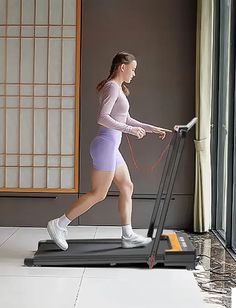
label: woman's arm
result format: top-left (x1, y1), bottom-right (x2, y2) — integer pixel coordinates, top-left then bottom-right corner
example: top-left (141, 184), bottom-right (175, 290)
top-left (126, 112), bottom-right (155, 133)
top-left (126, 112), bottom-right (172, 139)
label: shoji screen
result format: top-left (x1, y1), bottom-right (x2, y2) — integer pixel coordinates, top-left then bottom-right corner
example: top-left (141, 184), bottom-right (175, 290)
top-left (0, 0), bottom-right (80, 192)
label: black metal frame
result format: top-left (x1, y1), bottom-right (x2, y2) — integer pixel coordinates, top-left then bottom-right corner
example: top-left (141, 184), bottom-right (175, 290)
top-left (147, 126), bottom-right (192, 266)
top-left (211, 0), bottom-right (220, 231)
top-left (212, 0), bottom-right (236, 257)
top-left (229, 0), bottom-right (236, 252)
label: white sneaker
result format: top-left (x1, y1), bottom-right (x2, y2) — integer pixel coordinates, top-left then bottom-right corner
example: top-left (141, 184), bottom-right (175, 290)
top-left (122, 233), bottom-right (152, 248)
top-left (47, 218), bottom-right (68, 251)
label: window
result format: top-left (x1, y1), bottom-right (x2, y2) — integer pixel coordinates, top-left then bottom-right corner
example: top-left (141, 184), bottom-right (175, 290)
top-left (212, 0), bottom-right (236, 257)
top-left (0, 0), bottom-right (81, 192)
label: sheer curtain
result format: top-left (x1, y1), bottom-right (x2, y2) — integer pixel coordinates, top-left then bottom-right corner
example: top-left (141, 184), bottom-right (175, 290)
top-left (194, 0), bottom-right (215, 232)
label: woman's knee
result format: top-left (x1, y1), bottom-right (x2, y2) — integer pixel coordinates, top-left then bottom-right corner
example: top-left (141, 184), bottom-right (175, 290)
top-left (91, 190), bottom-right (107, 203)
top-left (120, 180), bottom-right (133, 196)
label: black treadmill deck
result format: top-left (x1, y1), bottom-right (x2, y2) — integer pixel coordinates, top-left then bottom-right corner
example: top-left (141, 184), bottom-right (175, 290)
top-left (24, 118), bottom-right (198, 270)
top-left (25, 232), bottom-right (196, 269)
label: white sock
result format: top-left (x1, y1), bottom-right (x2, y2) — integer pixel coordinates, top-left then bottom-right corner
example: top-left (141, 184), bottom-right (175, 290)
top-left (122, 224), bottom-right (134, 238)
top-left (57, 214), bottom-right (71, 229)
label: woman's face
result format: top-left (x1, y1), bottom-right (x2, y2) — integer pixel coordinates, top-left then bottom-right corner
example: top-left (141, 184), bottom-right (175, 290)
top-left (122, 60), bottom-right (137, 83)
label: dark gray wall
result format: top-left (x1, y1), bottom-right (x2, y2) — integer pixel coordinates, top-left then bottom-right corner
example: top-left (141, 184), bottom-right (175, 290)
top-left (0, 0), bottom-right (197, 229)
top-left (0, 193), bottom-right (78, 227)
top-left (79, 0), bottom-right (197, 230)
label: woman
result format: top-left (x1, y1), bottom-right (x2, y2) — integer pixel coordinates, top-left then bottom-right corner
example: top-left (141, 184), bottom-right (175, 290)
top-left (47, 51), bottom-right (172, 250)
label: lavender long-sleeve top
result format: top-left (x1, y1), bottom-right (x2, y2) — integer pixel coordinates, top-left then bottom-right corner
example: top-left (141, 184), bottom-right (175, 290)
top-left (97, 80), bottom-right (155, 134)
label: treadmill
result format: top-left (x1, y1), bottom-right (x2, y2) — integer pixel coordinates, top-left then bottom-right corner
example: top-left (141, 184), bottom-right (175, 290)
top-left (24, 117), bottom-right (197, 269)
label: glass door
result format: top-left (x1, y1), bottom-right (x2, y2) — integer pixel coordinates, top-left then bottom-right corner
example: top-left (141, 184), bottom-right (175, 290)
top-left (215, 0), bottom-right (231, 238)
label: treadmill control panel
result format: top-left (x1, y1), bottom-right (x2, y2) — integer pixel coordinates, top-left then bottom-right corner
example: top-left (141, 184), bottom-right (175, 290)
top-left (179, 236), bottom-right (188, 249)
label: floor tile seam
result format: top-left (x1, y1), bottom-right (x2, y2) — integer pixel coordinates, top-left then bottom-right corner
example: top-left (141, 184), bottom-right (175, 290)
top-left (0, 227), bottom-right (20, 249)
top-left (79, 276), bottom-right (136, 281)
top-left (93, 226), bottom-right (98, 239)
top-left (0, 274), bottom-right (84, 279)
top-left (19, 227), bottom-right (46, 230)
top-left (73, 267), bottom-right (86, 307)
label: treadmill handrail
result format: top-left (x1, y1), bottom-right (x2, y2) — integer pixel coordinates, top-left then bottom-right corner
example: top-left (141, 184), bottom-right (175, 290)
top-left (147, 132), bottom-right (179, 237)
top-left (147, 118), bottom-right (197, 267)
top-left (174, 117), bottom-right (198, 132)
top-left (149, 134), bottom-right (185, 262)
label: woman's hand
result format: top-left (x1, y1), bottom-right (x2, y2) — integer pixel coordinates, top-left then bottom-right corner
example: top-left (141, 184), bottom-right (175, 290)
top-left (151, 126), bottom-right (172, 140)
top-left (131, 127), bottom-right (146, 139)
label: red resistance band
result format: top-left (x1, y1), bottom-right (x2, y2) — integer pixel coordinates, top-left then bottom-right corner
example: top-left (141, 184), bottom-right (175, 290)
top-left (125, 133), bottom-right (173, 174)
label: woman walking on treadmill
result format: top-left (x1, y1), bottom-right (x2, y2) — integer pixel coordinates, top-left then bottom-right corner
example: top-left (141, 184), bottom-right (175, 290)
top-left (47, 51), bottom-right (171, 250)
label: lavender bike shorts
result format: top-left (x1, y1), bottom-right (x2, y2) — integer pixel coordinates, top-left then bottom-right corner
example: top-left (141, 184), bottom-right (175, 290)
top-left (89, 127), bottom-right (125, 171)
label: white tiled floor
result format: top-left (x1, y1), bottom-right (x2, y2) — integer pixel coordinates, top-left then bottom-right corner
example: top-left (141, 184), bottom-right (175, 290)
top-left (0, 226), bottom-right (209, 308)
top-left (232, 288), bottom-right (236, 308)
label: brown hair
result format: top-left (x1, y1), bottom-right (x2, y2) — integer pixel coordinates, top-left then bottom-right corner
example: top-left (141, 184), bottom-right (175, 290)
top-left (96, 51), bottom-right (136, 96)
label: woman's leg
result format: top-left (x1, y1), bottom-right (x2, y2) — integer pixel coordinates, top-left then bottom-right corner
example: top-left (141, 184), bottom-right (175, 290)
top-left (113, 163), bottom-right (133, 226)
top-left (113, 163), bottom-right (152, 248)
top-left (65, 168), bottom-right (115, 221)
top-left (47, 168), bottom-right (115, 250)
